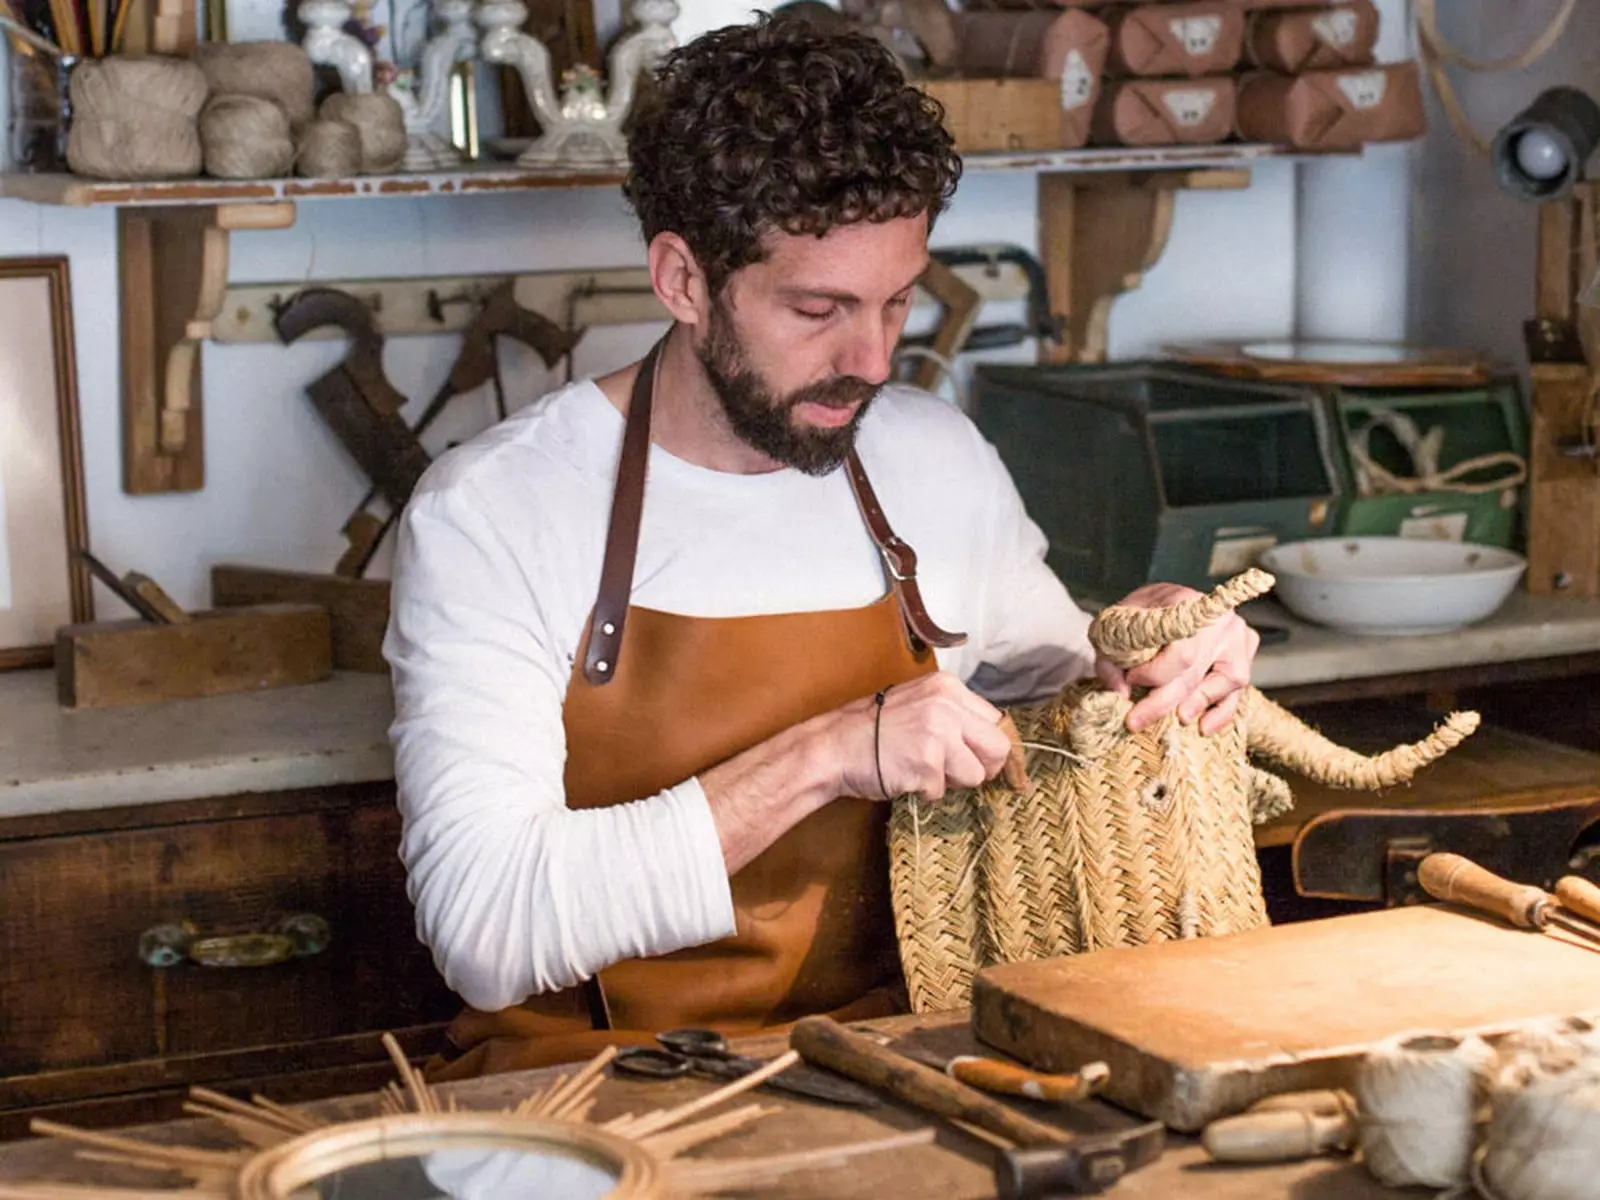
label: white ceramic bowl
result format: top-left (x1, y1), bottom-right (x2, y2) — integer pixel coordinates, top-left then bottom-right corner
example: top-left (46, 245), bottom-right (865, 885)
top-left (1256, 537), bottom-right (1527, 636)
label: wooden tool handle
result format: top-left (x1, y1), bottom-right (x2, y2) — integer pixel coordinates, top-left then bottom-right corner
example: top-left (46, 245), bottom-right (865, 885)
top-left (947, 1056), bottom-right (1109, 1104)
top-left (1557, 875), bottom-right (1600, 925)
top-left (790, 1016), bottom-right (1071, 1147)
top-left (1201, 1109), bottom-right (1355, 1164)
top-left (1417, 853), bottom-right (1549, 929)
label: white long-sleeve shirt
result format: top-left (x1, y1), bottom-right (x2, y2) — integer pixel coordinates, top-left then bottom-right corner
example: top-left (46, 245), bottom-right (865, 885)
top-left (384, 380), bottom-right (1095, 1013)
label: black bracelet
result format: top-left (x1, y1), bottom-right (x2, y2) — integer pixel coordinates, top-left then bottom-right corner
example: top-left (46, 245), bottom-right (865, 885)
top-left (873, 687), bottom-right (891, 800)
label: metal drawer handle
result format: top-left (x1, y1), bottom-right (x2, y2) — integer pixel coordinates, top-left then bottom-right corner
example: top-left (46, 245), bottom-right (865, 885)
top-left (138, 913), bottom-right (331, 968)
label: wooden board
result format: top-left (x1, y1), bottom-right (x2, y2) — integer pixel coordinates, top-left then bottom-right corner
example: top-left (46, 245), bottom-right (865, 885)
top-left (917, 78), bottom-right (1062, 153)
top-left (55, 604), bottom-right (332, 708)
top-left (972, 905), bottom-right (1600, 1132)
top-left (212, 565), bottom-right (391, 673)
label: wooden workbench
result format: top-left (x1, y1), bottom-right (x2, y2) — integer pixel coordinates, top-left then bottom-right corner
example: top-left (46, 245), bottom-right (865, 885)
top-left (0, 1011), bottom-right (1394, 1199)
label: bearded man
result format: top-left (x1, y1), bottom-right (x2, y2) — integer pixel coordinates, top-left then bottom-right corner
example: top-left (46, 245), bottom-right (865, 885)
top-left (384, 14), bottom-right (1259, 1080)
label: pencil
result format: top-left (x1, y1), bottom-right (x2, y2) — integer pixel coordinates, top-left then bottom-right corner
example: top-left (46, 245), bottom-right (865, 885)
top-left (87, 0), bottom-right (104, 55)
top-left (109, 0), bottom-right (130, 50)
top-left (45, 0), bottom-right (76, 53)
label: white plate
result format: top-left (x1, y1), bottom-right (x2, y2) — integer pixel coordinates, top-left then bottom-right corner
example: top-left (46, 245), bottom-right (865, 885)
top-left (1257, 537), bottom-right (1527, 636)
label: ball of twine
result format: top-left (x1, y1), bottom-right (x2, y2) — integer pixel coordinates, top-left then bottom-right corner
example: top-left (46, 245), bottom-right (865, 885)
top-left (295, 118), bottom-right (363, 178)
top-left (318, 92), bottom-right (406, 174)
top-left (66, 55), bottom-right (207, 180)
top-left (1478, 1056), bottom-right (1600, 1200)
top-left (192, 41), bottom-right (316, 128)
top-left (200, 94), bottom-right (294, 179)
top-left (1355, 1031), bottom-right (1495, 1188)
top-left (1489, 1017), bottom-right (1598, 1098)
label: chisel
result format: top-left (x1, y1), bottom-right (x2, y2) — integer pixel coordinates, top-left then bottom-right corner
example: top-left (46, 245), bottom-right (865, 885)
top-left (1417, 853), bottom-right (1600, 949)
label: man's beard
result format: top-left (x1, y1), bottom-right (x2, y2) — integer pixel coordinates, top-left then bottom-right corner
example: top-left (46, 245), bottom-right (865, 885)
top-left (695, 302), bottom-right (881, 477)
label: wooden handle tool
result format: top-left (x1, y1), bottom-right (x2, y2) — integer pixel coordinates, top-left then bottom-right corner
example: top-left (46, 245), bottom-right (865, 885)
top-left (1417, 852), bottom-right (1550, 928)
top-left (1201, 1106), bottom-right (1356, 1164)
top-left (1557, 875), bottom-right (1600, 925)
top-left (790, 1015), bottom-right (1073, 1147)
top-left (945, 1056), bottom-right (1109, 1104)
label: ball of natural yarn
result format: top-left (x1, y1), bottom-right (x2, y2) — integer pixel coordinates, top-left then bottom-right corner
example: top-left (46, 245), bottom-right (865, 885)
top-left (318, 92), bottom-right (406, 174)
top-left (1355, 1031), bottom-right (1495, 1189)
top-left (295, 118), bottom-right (363, 178)
top-left (1490, 1017), bottom-right (1598, 1097)
top-left (1480, 1056), bottom-right (1600, 1200)
top-left (67, 55), bottom-right (207, 180)
top-left (200, 94), bottom-right (293, 179)
top-left (192, 41), bottom-right (316, 128)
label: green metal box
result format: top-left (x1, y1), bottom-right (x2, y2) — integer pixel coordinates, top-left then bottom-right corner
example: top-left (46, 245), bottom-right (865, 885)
top-left (1325, 379), bottom-right (1529, 547)
top-left (973, 363), bottom-right (1343, 603)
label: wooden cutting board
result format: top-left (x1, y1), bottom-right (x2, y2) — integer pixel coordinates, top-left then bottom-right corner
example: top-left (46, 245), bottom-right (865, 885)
top-left (971, 905), bottom-right (1600, 1132)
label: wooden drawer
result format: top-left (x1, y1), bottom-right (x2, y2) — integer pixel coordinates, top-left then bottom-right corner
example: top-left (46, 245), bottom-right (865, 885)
top-left (0, 786), bottom-right (457, 1100)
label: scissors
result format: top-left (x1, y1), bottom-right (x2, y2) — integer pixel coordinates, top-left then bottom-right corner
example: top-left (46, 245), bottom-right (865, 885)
top-left (613, 1027), bottom-right (879, 1108)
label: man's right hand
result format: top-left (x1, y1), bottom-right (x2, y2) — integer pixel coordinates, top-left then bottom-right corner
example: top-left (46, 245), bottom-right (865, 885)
top-left (699, 671), bottom-right (1015, 873)
top-left (828, 671), bottom-right (1014, 802)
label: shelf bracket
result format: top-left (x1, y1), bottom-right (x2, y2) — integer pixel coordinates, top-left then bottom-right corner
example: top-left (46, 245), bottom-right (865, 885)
top-left (119, 201), bottom-right (297, 494)
top-left (1037, 167), bottom-right (1252, 364)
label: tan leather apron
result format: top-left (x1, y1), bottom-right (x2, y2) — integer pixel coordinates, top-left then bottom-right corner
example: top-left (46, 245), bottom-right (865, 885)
top-left (427, 340), bottom-right (964, 1081)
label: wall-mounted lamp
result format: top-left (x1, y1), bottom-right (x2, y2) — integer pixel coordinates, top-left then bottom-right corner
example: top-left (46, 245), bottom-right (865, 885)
top-left (1491, 86), bottom-right (1600, 201)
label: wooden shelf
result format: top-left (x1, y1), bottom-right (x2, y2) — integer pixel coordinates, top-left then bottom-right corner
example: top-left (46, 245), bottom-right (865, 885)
top-left (0, 143), bottom-right (1303, 208)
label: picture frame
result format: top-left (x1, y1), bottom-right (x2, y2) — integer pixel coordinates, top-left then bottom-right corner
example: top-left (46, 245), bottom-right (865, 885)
top-left (0, 256), bottom-right (92, 670)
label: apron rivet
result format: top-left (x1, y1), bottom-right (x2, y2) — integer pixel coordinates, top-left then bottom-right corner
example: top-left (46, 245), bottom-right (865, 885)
top-left (597, 660), bottom-right (610, 672)
top-left (602, 622), bottom-right (616, 636)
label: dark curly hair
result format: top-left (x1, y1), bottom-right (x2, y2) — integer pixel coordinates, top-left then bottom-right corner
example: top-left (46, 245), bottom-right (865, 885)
top-left (623, 14), bottom-right (962, 293)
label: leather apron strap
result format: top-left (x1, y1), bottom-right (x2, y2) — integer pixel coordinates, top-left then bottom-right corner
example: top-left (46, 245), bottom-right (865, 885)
top-left (582, 335), bottom-right (964, 689)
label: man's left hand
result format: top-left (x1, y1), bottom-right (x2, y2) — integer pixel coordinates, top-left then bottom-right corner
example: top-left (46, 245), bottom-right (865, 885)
top-left (1094, 583), bottom-right (1260, 735)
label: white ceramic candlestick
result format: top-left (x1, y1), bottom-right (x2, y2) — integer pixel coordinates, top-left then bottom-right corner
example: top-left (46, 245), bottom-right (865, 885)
top-left (392, 0), bottom-right (479, 168)
top-left (298, 0), bottom-right (375, 94)
top-left (477, 0), bottom-right (677, 169)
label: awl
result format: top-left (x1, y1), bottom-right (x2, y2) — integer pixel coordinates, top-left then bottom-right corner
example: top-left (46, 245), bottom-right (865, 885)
top-left (859, 1029), bottom-right (1109, 1103)
top-left (1418, 853), bottom-right (1600, 949)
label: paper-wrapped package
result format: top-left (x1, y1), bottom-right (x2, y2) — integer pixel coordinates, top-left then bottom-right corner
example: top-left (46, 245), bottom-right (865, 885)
top-left (956, 9), bottom-right (1110, 148)
top-left (1106, 2), bottom-right (1244, 77)
top-left (1236, 63), bottom-right (1425, 150)
top-left (1245, 0), bottom-right (1379, 73)
top-left (1092, 76), bottom-right (1237, 146)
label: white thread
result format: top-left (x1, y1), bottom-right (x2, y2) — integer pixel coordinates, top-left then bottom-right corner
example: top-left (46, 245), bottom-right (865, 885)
top-left (1479, 1055), bottom-right (1600, 1200)
top-left (1355, 1031), bottom-right (1494, 1188)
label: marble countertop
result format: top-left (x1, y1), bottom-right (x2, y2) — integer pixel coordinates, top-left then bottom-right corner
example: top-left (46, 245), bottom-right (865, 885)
top-left (6, 590), bottom-right (1600, 820)
top-left (1249, 590), bottom-right (1600, 689)
top-left (0, 670), bottom-right (395, 822)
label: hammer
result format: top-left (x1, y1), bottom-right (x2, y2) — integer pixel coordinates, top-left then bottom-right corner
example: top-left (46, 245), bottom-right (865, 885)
top-left (791, 1016), bottom-right (1164, 1197)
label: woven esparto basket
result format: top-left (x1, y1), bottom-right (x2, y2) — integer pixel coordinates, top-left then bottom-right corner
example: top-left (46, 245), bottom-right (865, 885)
top-left (888, 569), bottom-right (1480, 1014)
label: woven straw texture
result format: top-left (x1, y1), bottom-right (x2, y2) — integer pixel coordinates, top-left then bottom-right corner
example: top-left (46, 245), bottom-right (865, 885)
top-left (888, 571), bottom-right (1480, 1014)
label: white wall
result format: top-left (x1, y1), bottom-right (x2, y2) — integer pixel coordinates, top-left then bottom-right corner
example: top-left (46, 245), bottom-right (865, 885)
top-left (2, 0), bottom-right (1441, 619)
top-left (1408, 0), bottom-right (1600, 363)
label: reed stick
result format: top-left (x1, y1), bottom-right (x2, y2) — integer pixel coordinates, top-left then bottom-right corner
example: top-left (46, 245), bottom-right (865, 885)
top-left (28, 1121), bottom-right (245, 1171)
top-left (242, 1094), bottom-right (322, 1135)
top-left (380, 1032), bottom-right (437, 1115)
top-left (605, 1050), bottom-right (802, 1141)
top-left (531, 1045), bottom-right (616, 1120)
top-left (42, 0), bottom-right (74, 53)
top-left (667, 1129), bottom-right (937, 1194)
top-left (0, 14), bottom-right (63, 55)
top-left (638, 1103), bottom-right (776, 1158)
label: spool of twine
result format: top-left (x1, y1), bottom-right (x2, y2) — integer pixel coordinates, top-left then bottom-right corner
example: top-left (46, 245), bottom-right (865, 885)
top-left (200, 94), bottom-right (294, 179)
top-left (1489, 1017), bottom-right (1597, 1097)
top-left (318, 92), bottom-right (406, 174)
top-left (192, 41), bottom-right (316, 128)
top-left (1479, 1057), bottom-right (1600, 1200)
top-left (66, 55), bottom-right (207, 180)
top-left (296, 118), bottom-right (363, 178)
top-left (1354, 1031), bottom-right (1495, 1188)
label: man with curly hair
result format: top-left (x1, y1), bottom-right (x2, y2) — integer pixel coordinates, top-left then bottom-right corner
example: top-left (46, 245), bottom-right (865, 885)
top-left (386, 14), bottom-right (1258, 1079)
